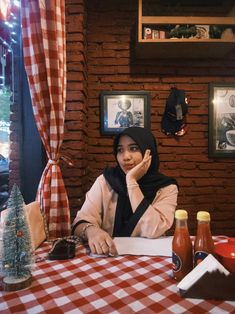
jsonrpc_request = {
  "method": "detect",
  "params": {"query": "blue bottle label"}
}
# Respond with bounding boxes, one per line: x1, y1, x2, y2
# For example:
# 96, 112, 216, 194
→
194, 251, 208, 265
172, 251, 182, 272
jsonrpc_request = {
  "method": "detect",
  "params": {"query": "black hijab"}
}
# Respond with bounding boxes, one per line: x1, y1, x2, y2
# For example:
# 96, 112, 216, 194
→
103, 127, 178, 237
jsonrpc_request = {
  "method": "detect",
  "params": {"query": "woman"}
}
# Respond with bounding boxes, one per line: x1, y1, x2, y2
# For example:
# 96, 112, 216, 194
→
72, 127, 178, 256
114, 99, 133, 128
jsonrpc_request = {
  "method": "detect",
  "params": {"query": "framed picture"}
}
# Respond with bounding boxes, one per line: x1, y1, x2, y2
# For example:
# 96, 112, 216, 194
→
100, 91, 151, 135
209, 83, 235, 157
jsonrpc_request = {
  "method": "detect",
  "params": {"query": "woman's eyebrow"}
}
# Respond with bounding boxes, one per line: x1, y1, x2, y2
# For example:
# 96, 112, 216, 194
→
117, 143, 137, 149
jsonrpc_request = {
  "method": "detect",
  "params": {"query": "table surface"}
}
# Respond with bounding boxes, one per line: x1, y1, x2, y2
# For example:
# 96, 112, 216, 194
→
1, 236, 235, 314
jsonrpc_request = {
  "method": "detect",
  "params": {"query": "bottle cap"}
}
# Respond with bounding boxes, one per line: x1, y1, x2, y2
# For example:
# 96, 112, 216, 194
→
175, 209, 188, 220
197, 211, 210, 221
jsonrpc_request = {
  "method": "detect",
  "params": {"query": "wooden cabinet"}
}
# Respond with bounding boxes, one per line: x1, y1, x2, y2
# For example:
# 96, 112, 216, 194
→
136, 0, 235, 59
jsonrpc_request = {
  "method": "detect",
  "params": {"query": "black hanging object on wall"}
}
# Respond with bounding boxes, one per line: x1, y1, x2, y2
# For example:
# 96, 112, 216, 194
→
161, 87, 188, 137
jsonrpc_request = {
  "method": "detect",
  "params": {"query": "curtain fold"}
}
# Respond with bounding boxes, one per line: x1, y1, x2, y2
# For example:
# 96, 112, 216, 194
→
21, 0, 70, 239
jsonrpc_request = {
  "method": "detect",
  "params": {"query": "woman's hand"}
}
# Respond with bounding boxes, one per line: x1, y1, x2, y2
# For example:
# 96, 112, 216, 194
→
86, 226, 118, 256
126, 149, 152, 183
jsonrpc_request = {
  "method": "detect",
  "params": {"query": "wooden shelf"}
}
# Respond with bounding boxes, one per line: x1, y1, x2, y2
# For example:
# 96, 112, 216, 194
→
140, 16, 235, 27
136, 40, 235, 59
136, 0, 235, 59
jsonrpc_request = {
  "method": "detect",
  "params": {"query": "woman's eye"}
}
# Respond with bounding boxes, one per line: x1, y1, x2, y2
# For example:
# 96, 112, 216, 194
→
130, 146, 140, 152
117, 148, 123, 153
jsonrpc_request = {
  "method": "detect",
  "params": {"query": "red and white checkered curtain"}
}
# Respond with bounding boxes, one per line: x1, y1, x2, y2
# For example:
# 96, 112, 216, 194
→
21, 0, 70, 239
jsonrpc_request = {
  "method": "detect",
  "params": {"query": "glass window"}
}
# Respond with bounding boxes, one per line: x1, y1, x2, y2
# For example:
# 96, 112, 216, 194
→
0, 1, 20, 210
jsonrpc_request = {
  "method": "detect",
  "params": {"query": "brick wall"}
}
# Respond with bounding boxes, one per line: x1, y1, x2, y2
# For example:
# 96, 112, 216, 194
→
65, 0, 235, 236
62, 0, 88, 218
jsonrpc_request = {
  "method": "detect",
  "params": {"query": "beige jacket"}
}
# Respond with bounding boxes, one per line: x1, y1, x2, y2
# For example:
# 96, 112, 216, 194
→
73, 174, 178, 238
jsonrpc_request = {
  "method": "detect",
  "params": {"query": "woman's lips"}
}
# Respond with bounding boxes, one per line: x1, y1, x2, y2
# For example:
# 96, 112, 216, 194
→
123, 164, 134, 171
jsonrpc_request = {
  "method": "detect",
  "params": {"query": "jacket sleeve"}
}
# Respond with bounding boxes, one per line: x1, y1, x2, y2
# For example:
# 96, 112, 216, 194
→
131, 184, 178, 238
72, 175, 104, 228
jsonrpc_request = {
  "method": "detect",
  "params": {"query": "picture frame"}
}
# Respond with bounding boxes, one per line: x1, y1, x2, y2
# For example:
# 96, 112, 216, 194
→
100, 91, 151, 135
208, 83, 235, 158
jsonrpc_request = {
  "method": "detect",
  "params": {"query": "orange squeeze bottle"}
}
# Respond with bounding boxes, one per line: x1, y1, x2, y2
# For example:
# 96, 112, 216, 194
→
172, 209, 193, 281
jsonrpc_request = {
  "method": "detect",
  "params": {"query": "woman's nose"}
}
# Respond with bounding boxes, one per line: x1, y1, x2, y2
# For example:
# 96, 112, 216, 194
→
123, 150, 131, 160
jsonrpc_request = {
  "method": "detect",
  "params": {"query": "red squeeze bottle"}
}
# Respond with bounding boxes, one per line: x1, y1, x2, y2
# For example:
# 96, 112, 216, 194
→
172, 209, 193, 281
194, 211, 214, 266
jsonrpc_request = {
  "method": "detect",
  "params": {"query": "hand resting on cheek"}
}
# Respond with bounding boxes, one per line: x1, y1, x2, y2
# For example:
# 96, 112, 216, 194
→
126, 149, 152, 183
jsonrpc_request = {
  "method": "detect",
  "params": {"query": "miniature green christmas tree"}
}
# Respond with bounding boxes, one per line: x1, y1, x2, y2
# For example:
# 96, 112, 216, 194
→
1, 184, 33, 290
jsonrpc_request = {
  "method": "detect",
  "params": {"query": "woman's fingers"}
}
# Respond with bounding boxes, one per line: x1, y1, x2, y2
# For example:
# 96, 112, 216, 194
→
106, 238, 118, 256
144, 149, 151, 157
100, 241, 110, 255
143, 149, 151, 163
142, 150, 152, 170
126, 150, 152, 182
136, 150, 151, 174
90, 241, 107, 255
88, 231, 117, 256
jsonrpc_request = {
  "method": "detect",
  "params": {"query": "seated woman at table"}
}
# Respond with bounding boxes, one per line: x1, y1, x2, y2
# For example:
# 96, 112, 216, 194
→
72, 127, 178, 256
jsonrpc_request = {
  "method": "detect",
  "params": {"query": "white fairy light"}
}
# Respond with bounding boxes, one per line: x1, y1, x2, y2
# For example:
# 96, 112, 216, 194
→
14, 0, 20, 7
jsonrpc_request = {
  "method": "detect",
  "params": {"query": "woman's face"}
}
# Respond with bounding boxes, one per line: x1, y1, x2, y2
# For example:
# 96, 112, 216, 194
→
116, 135, 143, 174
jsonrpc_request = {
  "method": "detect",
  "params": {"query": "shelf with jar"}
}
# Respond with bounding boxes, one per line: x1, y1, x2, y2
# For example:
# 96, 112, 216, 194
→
136, 0, 235, 59
142, 24, 235, 41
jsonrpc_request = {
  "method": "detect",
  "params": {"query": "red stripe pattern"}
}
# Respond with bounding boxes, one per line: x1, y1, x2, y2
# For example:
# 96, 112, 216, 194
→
21, 0, 70, 239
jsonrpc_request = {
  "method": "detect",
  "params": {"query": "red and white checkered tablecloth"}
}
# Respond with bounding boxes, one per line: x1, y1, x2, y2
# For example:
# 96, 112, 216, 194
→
0, 236, 235, 314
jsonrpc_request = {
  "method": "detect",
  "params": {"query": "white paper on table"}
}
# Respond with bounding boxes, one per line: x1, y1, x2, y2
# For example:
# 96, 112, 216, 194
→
113, 236, 173, 257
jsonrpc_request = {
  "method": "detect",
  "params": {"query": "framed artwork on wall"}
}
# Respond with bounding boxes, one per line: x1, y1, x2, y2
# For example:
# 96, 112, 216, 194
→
100, 91, 151, 135
209, 83, 235, 158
